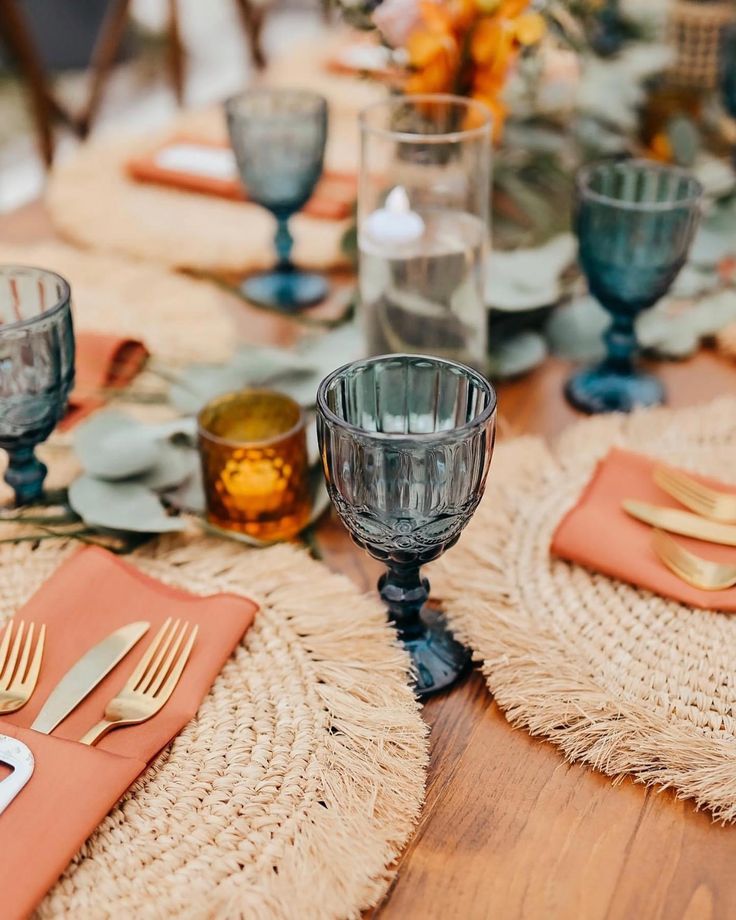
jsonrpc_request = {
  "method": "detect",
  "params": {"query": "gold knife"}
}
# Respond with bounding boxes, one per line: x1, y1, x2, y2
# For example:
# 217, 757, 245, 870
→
31, 622, 150, 734
623, 500, 736, 547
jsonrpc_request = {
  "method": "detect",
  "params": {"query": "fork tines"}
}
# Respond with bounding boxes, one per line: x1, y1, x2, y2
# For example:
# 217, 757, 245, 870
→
128, 618, 198, 698
0, 620, 46, 695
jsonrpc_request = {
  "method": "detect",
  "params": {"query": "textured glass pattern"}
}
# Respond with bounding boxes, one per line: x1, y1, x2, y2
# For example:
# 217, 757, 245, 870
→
0, 266, 75, 504
226, 89, 330, 310
198, 390, 311, 542
566, 160, 703, 414
317, 354, 496, 696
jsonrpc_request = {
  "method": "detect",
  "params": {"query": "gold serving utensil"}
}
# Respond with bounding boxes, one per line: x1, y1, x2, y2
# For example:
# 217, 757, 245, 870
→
654, 466, 736, 524
79, 618, 198, 747
651, 529, 736, 591
622, 500, 736, 547
0, 620, 46, 714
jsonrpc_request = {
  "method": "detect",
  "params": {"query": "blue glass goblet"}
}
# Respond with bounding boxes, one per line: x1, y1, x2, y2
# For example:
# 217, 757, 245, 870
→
565, 160, 703, 414
226, 89, 330, 312
0, 266, 75, 504
317, 354, 497, 697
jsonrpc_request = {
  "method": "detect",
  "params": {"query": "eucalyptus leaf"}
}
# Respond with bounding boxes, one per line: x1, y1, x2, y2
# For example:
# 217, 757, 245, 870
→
74, 412, 160, 480
140, 444, 198, 492
169, 364, 247, 414
164, 465, 206, 514
488, 331, 548, 379
545, 295, 608, 360
169, 323, 366, 414
692, 156, 736, 200
69, 476, 186, 533
486, 234, 576, 310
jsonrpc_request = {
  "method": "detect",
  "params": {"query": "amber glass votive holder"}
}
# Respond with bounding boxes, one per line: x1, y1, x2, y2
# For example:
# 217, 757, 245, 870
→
198, 389, 311, 541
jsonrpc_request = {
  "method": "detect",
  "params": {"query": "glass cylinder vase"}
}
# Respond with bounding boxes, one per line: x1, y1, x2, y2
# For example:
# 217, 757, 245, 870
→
358, 95, 492, 370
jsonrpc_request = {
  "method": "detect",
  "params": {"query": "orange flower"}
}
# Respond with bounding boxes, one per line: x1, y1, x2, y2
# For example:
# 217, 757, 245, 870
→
401, 0, 546, 142
471, 92, 507, 142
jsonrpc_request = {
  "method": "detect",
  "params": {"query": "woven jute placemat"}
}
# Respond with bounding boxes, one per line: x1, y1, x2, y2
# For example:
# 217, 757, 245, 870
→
0, 536, 426, 918
431, 396, 736, 821
45, 106, 354, 275
0, 241, 236, 366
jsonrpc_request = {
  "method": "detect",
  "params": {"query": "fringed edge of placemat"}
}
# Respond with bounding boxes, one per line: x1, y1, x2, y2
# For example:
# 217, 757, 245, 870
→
432, 399, 736, 823
32, 536, 427, 919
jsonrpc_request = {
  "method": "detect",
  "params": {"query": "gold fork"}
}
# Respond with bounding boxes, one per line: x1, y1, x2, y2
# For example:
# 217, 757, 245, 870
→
651, 529, 736, 591
0, 620, 46, 714
79, 617, 198, 746
654, 465, 736, 524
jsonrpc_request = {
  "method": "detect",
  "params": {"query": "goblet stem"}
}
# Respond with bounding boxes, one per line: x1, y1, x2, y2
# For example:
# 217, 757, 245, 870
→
4, 446, 47, 506
274, 216, 295, 271
602, 310, 638, 375
378, 565, 429, 641
379, 564, 471, 697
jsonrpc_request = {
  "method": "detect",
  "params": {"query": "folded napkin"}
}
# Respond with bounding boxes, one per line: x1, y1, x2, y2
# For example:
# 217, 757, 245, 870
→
0, 546, 257, 919
552, 447, 736, 611
127, 136, 357, 221
61, 332, 149, 431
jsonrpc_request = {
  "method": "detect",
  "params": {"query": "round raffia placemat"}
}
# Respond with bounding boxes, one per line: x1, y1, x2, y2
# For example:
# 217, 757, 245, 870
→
0, 241, 236, 365
0, 536, 426, 919
45, 105, 354, 275
431, 396, 736, 821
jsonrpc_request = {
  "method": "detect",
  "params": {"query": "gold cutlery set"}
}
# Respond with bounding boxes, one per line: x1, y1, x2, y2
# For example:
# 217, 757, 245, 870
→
0, 616, 197, 817
624, 466, 736, 591
0, 618, 197, 737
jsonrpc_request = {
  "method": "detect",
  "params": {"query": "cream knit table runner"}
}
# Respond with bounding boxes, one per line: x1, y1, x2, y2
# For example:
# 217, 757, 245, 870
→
433, 396, 736, 821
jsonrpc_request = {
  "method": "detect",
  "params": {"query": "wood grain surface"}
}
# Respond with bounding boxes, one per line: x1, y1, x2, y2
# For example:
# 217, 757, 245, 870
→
2, 201, 736, 920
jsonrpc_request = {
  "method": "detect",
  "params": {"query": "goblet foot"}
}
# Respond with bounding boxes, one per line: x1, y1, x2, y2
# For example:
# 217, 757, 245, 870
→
379, 567, 471, 697
565, 364, 665, 414
241, 270, 329, 312
4, 447, 48, 505
404, 606, 471, 697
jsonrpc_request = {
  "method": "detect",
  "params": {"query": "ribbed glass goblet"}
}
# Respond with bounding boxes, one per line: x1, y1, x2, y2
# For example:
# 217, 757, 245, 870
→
566, 160, 703, 414
0, 266, 75, 504
226, 88, 329, 312
317, 354, 497, 696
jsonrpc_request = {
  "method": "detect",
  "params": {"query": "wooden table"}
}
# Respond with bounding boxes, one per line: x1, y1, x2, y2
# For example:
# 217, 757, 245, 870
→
3, 202, 736, 920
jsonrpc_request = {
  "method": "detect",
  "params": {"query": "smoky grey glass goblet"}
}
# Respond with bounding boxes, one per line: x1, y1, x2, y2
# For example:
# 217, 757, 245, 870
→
317, 353, 497, 697
566, 159, 703, 414
0, 266, 75, 504
226, 88, 330, 312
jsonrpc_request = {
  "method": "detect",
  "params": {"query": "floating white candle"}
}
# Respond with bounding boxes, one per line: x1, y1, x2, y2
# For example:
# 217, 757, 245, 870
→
363, 186, 425, 246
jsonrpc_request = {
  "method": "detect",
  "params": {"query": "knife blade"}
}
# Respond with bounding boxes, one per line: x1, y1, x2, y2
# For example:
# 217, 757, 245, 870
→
623, 500, 736, 547
31, 621, 150, 735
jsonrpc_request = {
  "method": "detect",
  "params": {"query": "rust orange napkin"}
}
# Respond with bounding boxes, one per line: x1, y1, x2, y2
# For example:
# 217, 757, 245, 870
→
551, 448, 736, 611
61, 332, 149, 431
126, 136, 357, 221
0, 546, 257, 919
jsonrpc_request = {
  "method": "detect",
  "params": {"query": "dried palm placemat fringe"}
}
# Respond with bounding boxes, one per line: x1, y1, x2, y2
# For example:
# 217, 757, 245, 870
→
432, 397, 736, 822
0, 535, 427, 919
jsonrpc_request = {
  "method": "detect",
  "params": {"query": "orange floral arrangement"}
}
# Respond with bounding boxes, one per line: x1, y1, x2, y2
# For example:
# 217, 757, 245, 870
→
401, 0, 546, 139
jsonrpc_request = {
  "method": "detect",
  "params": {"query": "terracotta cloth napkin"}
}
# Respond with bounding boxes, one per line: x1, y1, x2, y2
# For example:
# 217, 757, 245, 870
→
126, 135, 357, 221
60, 332, 149, 431
551, 447, 736, 611
0, 546, 257, 919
